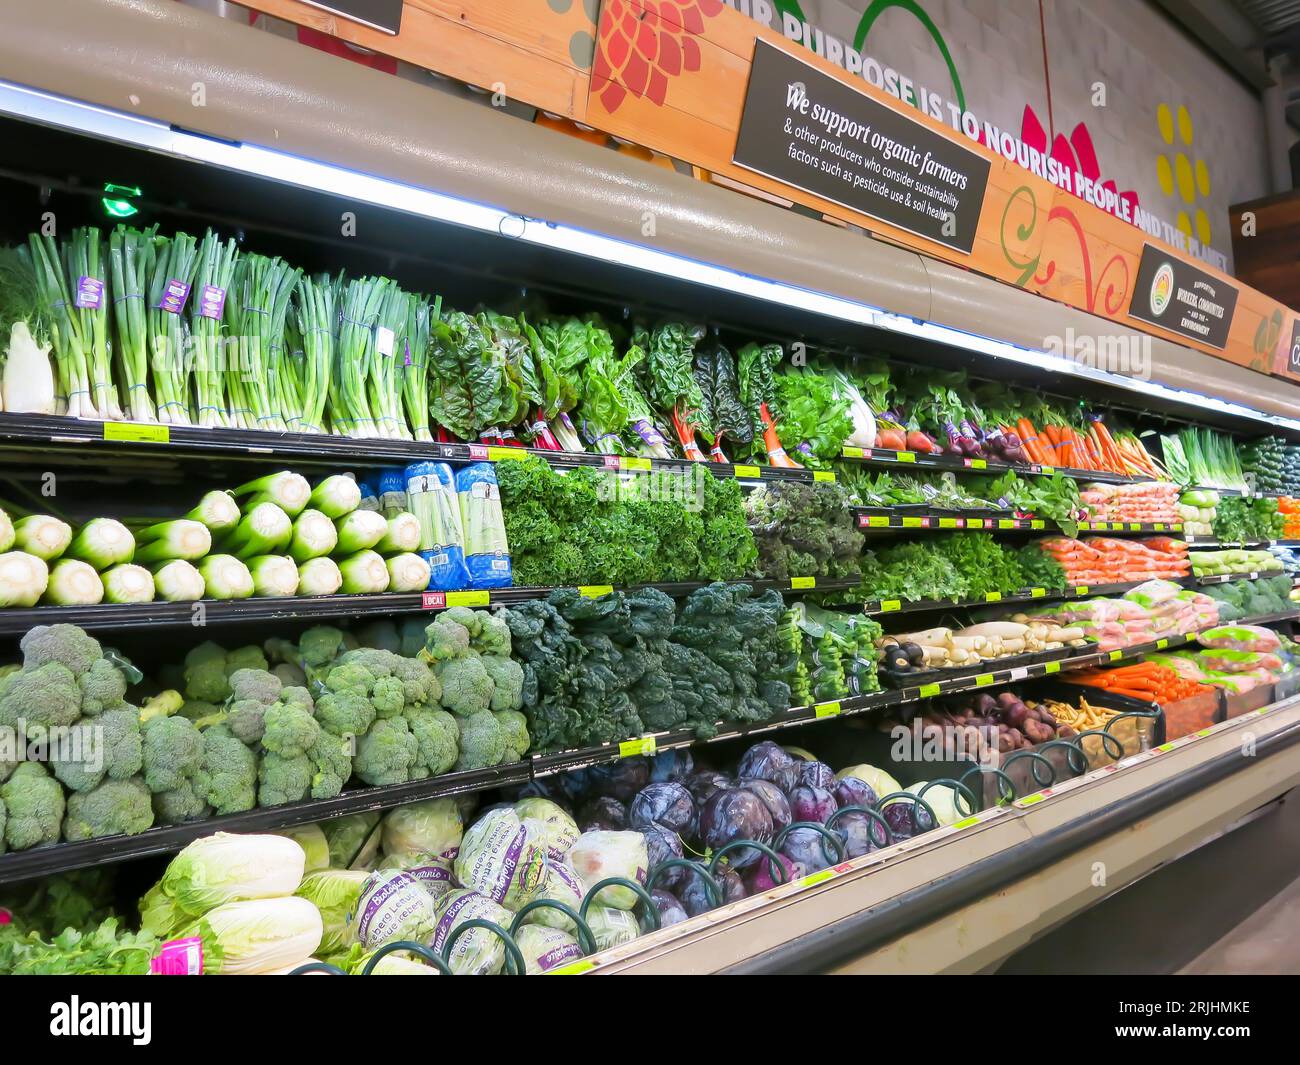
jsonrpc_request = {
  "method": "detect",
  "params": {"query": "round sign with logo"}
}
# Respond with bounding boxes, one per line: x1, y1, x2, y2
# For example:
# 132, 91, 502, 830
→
1149, 262, 1175, 317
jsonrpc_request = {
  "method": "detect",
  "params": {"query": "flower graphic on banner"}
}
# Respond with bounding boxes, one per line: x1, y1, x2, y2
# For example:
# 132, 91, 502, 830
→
1018, 105, 1139, 219
592, 0, 726, 113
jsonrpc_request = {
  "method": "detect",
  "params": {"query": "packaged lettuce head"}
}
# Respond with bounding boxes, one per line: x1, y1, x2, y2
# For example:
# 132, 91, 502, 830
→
321, 811, 382, 869
389, 854, 456, 904
296, 869, 370, 955
568, 830, 649, 910
516, 924, 583, 975
381, 798, 463, 862
513, 796, 579, 861
523, 858, 585, 932
586, 904, 641, 953
276, 823, 331, 873
452, 807, 549, 910
348, 868, 441, 949
431, 888, 514, 975
350, 947, 440, 975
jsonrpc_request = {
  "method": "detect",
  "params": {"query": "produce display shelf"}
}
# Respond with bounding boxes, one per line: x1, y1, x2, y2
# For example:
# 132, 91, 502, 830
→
855, 511, 1182, 534
1073, 520, 1183, 533
837, 446, 1142, 485
864, 581, 1141, 616
1186, 538, 1300, 547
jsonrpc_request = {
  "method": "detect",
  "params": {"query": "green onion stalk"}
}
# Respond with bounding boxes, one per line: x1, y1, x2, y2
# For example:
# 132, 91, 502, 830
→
331, 275, 387, 438
108, 224, 160, 423
369, 282, 412, 439
291, 274, 334, 434
229, 253, 300, 431
188, 229, 240, 428
400, 294, 436, 441
264, 263, 303, 433
66, 228, 123, 420
147, 231, 201, 425
27, 232, 92, 417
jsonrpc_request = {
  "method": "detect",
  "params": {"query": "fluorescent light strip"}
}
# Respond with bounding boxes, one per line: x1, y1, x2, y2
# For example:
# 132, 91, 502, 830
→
4, 78, 1296, 433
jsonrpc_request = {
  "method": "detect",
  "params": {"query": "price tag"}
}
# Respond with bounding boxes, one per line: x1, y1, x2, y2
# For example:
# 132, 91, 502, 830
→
446, 590, 490, 607
1155, 742, 1175, 753
1017, 792, 1047, 807
733, 464, 761, 479
895, 451, 916, 463
1043, 661, 1061, 674
800, 869, 836, 888
578, 585, 614, 598
952, 815, 980, 830
104, 422, 170, 443
618, 736, 657, 758
1074, 585, 1090, 595
1154, 523, 1166, 531
866, 515, 889, 528
879, 599, 901, 612
1155, 638, 1169, 649
918, 683, 941, 699
938, 518, 958, 528
621, 457, 652, 472
1039, 465, 1055, 475
1195, 728, 1214, 738
997, 519, 1015, 529
814, 701, 841, 719
901, 516, 924, 528
1129, 522, 1141, 531
1109, 650, 1124, 661
969, 458, 987, 470
974, 673, 994, 687
421, 592, 446, 610
1030, 587, 1047, 597
790, 576, 816, 590
813, 471, 836, 483
375, 326, 395, 356
1007, 666, 1029, 681
550, 959, 596, 975
486, 446, 528, 462
1112, 522, 1125, 531
1031, 520, 1045, 529
469, 444, 491, 460
985, 591, 1002, 602
841, 447, 866, 459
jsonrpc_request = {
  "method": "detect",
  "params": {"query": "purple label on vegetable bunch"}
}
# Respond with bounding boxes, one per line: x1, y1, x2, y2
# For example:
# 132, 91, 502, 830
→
538, 942, 584, 970
631, 418, 666, 447
157, 279, 191, 315
74, 276, 104, 310
198, 284, 227, 320
797, 441, 814, 456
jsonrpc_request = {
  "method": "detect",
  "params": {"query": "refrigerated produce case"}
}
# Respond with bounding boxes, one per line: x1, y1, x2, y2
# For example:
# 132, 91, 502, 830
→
2, 0, 1300, 976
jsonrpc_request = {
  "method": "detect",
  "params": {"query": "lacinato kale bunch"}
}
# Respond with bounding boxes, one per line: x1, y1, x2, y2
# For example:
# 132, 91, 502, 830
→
744, 481, 863, 581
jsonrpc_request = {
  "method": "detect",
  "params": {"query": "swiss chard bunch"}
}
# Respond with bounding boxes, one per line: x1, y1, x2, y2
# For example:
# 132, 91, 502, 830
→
428, 310, 524, 442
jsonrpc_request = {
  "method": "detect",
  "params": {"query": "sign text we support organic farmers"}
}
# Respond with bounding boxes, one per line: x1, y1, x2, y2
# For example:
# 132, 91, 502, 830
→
733, 40, 991, 253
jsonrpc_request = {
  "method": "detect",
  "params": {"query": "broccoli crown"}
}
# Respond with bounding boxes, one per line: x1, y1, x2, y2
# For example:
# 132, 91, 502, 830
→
77, 658, 128, 717
279, 685, 314, 711
182, 643, 269, 703
370, 676, 405, 719
261, 697, 322, 759
257, 750, 313, 807
263, 636, 302, 666
152, 774, 212, 825
481, 654, 524, 712
141, 716, 205, 793
406, 706, 460, 777
20, 624, 102, 677
322, 661, 374, 696
298, 625, 348, 669
492, 709, 530, 762
0, 662, 80, 730
225, 646, 269, 674
442, 607, 483, 638
225, 669, 284, 746
390, 656, 441, 710
435, 655, 494, 717
315, 688, 376, 739
420, 616, 471, 663
454, 710, 505, 772
353, 717, 418, 786
472, 614, 512, 658
1, 762, 65, 850
50, 709, 142, 793
63, 776, 154, 840
201, 724, 258, 815
227, 668, 282, 705
308, 731, 353, 800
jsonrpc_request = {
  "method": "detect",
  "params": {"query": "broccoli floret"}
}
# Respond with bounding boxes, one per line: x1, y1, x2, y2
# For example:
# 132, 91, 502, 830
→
481, 654, 524, 711
443, 606, 483, 636
420, 616, 471, 663
258, 751, 312, 807
63, 776, 154, 840
406, 706, 459, 777
225, 669, 283, 746
308, 731, 353, 800
139, 689, 183, 724
141, 715, 205, 794
77, 658, 128, 717
435, 655, 494, 717
322, 660, 374, 695
262, 697, 322, 759
20, 624, 102, 677
371, 676, 405, 719
178, 698, 219, 722
336, 647, 401, 678
272, 662, 307, 689
201, 724, 258, 815
50, 708, 142, 793
453, 710, 505, 772
181, 641, 233, 702
298, 625, 348, 669
472, 614, 512, 657
353, 717, 418, 786
390, 656, 441, 709
493, 709, 530, 762
315, 689, 376, 739
1, 762, 64, 850
152, 774, 212, 825
0, 662, 80, 730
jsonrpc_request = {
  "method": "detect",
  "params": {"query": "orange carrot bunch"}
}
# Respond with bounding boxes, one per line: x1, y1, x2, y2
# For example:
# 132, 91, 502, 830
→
1069, 661, 1208, 703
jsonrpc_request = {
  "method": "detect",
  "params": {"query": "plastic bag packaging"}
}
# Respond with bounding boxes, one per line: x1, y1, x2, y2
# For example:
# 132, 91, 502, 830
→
568, 830, 648, 909
348, 868, 441, 949
378, 468, 409, 518
513, 797, 579, 861
431, 889, 513, 975
455, 463, 512, 589
522, 859, 585, 932
381, 798, 464, 862
1195, 648, 1282, 674
404, 461, 469, 590
452, 808, 548, 909
355, 479, 380, 513
1197, 625, 1282, 653
586, 904, 640, 952
516, 924, 583, 974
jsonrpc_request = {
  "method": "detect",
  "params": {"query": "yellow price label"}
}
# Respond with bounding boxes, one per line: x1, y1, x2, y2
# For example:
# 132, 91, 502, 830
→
1044, 661, 1061, 674
1031, 587, 1046, 597
800, 869, 836, 887
1075, 585, 1089, 595
974, 673, 994, 687
1109, 650, 1124, 661
486, 446, 529, 462
901, 516, 923, 528
578, 585, 614, 598
952, 816, 980, 830
998, 519, 1015, 529
985, 591, 1002, 602
1154, 523, 1166, 531
867, 515, 889, 527
813, 471, 836, 483
1018, 793, 1047, 807
1157, 742, 1175, 752
879, 599, 901, 612
104, 422, 169, 443
1112, 522, 1125, 531
618, 736, 657, 758
1129, 522, 1141, 531
1195, 728, 1214, 738
790, 576, 816, 590
1156, 638, 1169, 649
814, 701, 841, 719
1039, 465, 1055, 475
445, 590, 490, 607
733, 464, 761, 479
621, 456, 652, 472
895, 451, 916, 463
918, 683, 941, 698
1031, 520, 1045, 529
841, 446, 865, 459
550, 959, 596, 975
938, 518, 958, 528
969, 458, 987, 470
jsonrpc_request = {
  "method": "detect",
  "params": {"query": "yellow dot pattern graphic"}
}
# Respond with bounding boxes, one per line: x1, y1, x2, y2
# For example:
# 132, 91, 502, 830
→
1175, 154, 1195, 203
1157, 155, 1173, 196
1155, 102, 1211, 247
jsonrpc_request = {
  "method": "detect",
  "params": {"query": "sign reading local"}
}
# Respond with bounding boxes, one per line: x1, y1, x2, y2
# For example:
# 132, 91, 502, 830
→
732, 40, 991, 254
1128, 243, 1238, 349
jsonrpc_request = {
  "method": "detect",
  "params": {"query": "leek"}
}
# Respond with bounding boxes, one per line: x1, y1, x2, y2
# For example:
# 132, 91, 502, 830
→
108, 224, 159, 422
0, 551, 48, 606
198, 554, 255, 599
133, 519, 212, 563
385, 552, 431, 592
334, 509, 387, 554
377, 512, 421, 554
247, 555, 300, 598
220, 502, 292, 560
102, 563, 155, 604
187, 490, 241, 533
288, 509, 337, 563
44, 558, 103, 606
232, 472, 310, 517
308, 474, 361, 519
0, 507, 13, 552
298, 556, 342, 596
66, 518, 135, 569
338, 550, 389, 594
12, 515, 72, 561
153, 559, 205, 602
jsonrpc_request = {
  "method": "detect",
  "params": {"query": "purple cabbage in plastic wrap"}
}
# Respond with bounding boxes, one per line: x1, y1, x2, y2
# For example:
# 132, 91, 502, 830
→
629, 782, 697, 837
586, 758, 652, 803
778, 825, 837, 875
680, 862, 744, 917
738, 778, 792, 834
643, 824, 685, 890
651, 888, 690, 928
736, 741, 798, 793
797, 760, 836, 791
698, 788, 774, 870
881, 799, 935, 840
830, 809, 886, 858
684, 770, 732, 805
833, 776, 878, 810
788, 784, 838, 824
577, 795, 629, 832
650, 749, 694, 783
741, 852, 796, 895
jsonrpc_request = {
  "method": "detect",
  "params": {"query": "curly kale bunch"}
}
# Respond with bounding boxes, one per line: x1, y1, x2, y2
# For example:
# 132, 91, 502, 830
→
744, 481, 863, 581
